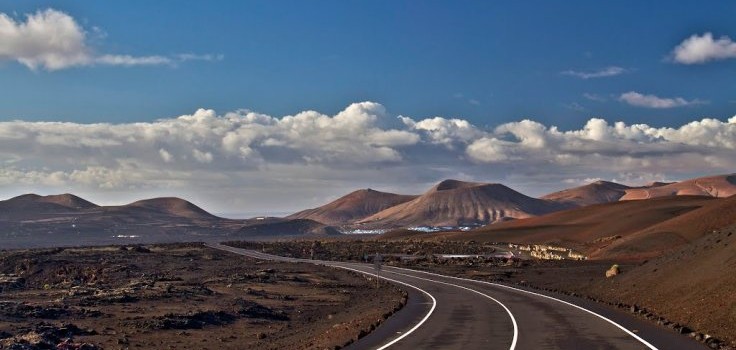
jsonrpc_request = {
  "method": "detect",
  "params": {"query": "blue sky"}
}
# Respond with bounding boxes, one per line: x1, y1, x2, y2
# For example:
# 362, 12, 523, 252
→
1, 1, 734, 127
0, 1, 735, 213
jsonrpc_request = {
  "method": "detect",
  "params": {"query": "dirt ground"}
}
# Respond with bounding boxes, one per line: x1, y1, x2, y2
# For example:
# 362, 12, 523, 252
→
0, 243, 406, 350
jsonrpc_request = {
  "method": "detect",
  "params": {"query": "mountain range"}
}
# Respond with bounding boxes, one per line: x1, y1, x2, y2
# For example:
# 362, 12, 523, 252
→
2, 173, 734, 256
292, 173, 736, 228
0, 194, 339, 249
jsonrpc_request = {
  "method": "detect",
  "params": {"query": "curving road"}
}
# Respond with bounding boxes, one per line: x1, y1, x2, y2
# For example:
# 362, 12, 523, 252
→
206, 243, 706, 350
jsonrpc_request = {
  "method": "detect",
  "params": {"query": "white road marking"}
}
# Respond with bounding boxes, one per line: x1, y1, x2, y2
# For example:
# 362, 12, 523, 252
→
384, 265, 659, 350
205, 244, 438, 350
380, 269, 518, 350
330, 265, 437, 350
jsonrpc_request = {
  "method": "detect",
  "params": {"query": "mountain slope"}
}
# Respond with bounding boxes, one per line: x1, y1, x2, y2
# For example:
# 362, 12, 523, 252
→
287, 189, 417, 225
123, 197, 219, 220
0, 193, 344, 248
591, 194, 736, 259
542, 181, 631, 206
621, 174, 736, 200
359, 179, 564, 228
0, 194, 97, 219
388, 195, 707, 244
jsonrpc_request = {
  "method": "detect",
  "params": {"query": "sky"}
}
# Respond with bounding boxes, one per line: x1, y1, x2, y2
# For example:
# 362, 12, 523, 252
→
0, 1, 735, 215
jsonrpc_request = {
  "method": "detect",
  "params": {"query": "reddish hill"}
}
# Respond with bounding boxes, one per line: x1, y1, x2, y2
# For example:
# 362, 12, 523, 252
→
399, 196, 717, 255
542, 180, 631, 206
123, 197, 219, 220
621, 174, 736, 200
358, 179, 564, 228
591, 194, 736, 259
287, 189, 417, 225
36, 193, 98, 209
0, 194, 97, 219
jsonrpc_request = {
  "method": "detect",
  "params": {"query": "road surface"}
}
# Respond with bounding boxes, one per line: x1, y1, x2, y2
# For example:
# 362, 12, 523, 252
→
206, 243, 705, 350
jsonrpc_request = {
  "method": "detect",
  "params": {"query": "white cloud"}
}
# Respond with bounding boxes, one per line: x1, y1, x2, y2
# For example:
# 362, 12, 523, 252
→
95, 54, 172, 67
401, 116, 483, 148
671, 32, 736, 64
561, 66, 627, 79
618, 91, 705, 108
0, 101, 734, 212
159, 149, 173, 163
583, 93, 606, 102
0, 8, 220, 71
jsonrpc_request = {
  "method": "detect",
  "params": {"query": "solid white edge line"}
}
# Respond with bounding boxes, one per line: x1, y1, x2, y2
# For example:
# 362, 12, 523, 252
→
381, 269, 518, 350
330, 265, 437, 350
205, 244, 438, 350
384, 265, 659, 350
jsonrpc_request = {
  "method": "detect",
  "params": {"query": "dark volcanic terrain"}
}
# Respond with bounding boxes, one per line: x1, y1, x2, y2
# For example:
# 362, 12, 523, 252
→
0, 243, 405, 349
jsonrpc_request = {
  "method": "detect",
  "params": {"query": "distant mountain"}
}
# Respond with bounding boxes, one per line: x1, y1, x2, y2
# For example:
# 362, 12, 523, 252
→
542, 181, 631, 206
124, 197, 219, 220
541, 174, 736, 207
0, 193, 344, 248
384, 194, 736, 260
36, 193, 99, 209
0, 194, 97, 219
621, 174, 736, 200
358, 179, 565, 228
287, 189, 417, 225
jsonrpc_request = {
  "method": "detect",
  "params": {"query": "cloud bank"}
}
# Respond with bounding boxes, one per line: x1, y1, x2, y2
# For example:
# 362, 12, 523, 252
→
0, 9, 220, 71
672, 32, 736, 64
0, 102, 734, 212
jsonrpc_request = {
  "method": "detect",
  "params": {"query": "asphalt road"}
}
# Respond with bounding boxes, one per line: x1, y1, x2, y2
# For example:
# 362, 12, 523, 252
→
206, 243, 706, 350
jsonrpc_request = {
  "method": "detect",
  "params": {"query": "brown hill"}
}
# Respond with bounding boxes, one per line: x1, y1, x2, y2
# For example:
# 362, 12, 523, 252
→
287, 189, 417, 225
0, 194, 346, 248
621, 173, 736, 200
235, 219, 341, 237
542, 180, 631, 206
591, 194, 736, 259
387, 196, 717, 255
123, 197, 219, 220
0, 194, 96, 219
358, 179, 565, 228
36, 193, 98, 209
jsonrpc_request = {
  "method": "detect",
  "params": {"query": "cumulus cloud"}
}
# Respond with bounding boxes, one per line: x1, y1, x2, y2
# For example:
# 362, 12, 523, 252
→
561, 66, 627, 79
464, 115, 736, 188
618, 91, 705, 108
0, 8, 220, 71
0, 101, 734, 212
671, 32, 736, 64
400, 116, 484, 148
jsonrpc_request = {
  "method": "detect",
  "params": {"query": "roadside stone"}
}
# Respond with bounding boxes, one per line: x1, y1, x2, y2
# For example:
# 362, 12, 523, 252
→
605, 264, 619, 278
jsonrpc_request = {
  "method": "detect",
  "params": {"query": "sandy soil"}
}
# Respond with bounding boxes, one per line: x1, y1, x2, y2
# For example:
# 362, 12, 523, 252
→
0, 243, 406, 350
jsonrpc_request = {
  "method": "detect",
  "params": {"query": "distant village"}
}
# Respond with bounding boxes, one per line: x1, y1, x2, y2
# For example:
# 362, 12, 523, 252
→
508, 243, 587, 260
